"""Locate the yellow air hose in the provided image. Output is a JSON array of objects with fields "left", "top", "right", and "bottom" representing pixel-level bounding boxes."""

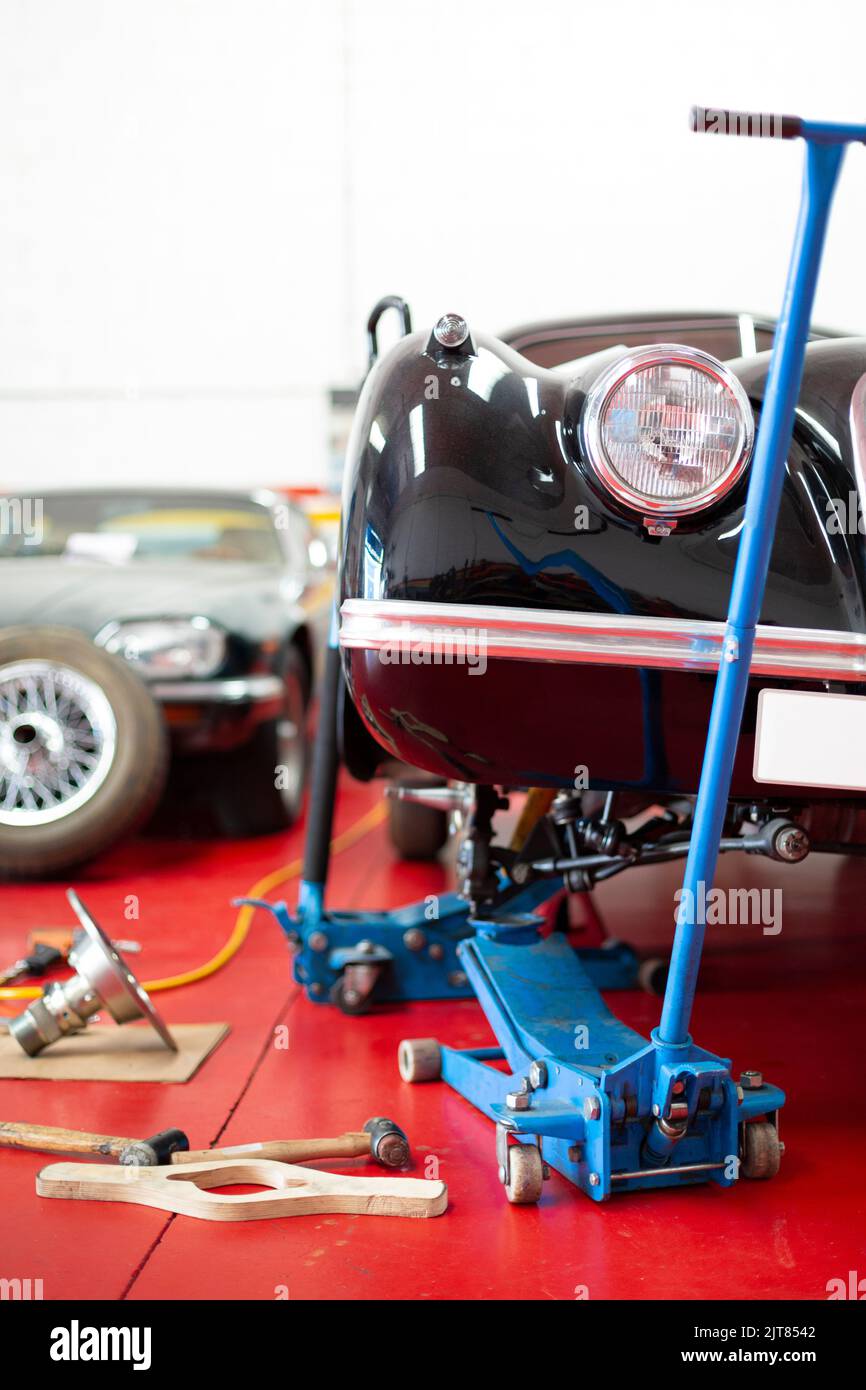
[{"left": 0, "top": 800, "right": 387, "bottom": 1004}]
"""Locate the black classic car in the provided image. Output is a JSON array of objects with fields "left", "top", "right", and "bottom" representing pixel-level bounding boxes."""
[
  {"left": 0, "top": 487, "right": 331, "bottom": 876},
  {"left": 338, "top": 306, "right": 866, "bottom": 901}
]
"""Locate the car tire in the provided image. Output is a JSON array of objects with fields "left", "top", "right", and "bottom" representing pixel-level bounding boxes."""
[
  {"left": 208, "top": 645, "right": 310, "bottom": 836},
  {"left": 387, "top": 775, "right": 450, "bottom": 861},
  {"left": 0, "top": 625, "right": 168, "bottom": 879}
]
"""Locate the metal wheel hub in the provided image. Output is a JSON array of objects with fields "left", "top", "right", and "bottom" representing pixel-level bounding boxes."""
[{"left": 0, "top": 660, "right": 118, "bottom": 826}]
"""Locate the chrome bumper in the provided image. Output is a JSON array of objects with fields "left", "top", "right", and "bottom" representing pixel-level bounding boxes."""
[
  {"left": 340, "top": 598, "right": 866, "bottom": 683},
  {"left": 150, "top": 675, "right": 284, "bottom": 705}
]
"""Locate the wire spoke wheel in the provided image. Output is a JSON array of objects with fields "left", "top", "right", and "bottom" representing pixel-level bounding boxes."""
[
  {"left": 0, "top": 660, "right": 118, "bottom": 826},
  {"left": 0, "top": 628, "right": 167, "bottom": 879}
]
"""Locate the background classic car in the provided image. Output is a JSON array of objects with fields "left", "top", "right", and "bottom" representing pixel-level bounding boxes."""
[{"left": 0, "top": 486, "right": 331, "bottom": 876}]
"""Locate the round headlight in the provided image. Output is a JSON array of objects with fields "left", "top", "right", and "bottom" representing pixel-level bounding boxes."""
[
  {"left": 96, "top": 618, "right": 226, "bottom": 680},
  {"left": 580, "top": 344, "right": 754, "bottom": 517}
]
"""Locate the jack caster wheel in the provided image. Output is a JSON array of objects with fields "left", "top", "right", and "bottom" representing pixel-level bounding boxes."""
[
  {"left": 330, "top": 977, "right": 371, "bottom": 1016},
  {"left": 503, "top": 1143, "right": 544, "bottom": 1205},
  {"left": 638, "top": 957, "right": 669, "bottom": 996},
  {"left": 398, "top": 1037, "right": 442, "bottom": 1083},
  {"left": 741, "top": 1121, "right": 782, "bottom": 1180}
]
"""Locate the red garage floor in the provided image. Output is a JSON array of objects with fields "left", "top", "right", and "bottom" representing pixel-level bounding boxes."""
[{"left": 1, "top": 775, "right": 864, "bottom": 1301}]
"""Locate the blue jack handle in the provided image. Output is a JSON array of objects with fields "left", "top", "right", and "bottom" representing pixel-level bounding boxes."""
[{"left": 658, "top": 114, "right": 865, "bottom": 1047}]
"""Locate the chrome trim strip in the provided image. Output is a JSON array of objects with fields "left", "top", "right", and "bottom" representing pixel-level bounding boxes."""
[
  {"left": 340, "top": 598, "right": 866, "bottom": 683},
  {"left": 850, "top": 371, "right": 866, "bottom": 532},
  {"left": 150, "top": 675, "right": 284, "bottom": 704}
]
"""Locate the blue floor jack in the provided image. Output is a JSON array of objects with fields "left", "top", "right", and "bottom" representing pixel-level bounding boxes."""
[
  {"left": 242, "top": 772, "right": 646, "bottom": 1015},
  {"left": 252, "top": 107, "right": 865, "bottom": 1204},
  {"left": 243, "top": 627, "right": 649, "bottom": 1014},
  {"left": 393, "top": 108, "right": 866, "bottom": 1203}
]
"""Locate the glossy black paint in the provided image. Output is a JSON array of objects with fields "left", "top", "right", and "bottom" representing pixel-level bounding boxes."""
[{"left": 340, "top": 327, "right": 866, "bottom": 794}]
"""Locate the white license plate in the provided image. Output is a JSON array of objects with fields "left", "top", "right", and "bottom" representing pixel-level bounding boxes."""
[{"left": 754, "top": 688, "right": 866, "bottom": 791}]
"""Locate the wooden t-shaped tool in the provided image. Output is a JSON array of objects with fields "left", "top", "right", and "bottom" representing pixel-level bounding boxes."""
[{"left": 36, "top": 1157, "right": 447, "bottom": 1220}]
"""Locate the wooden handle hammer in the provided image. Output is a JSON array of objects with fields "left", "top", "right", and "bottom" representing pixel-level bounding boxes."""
[
  {"left": 0, "top": 1121, "right": 189, "bottom": 1165},
  {"left": 178, "top": 1118, "right": 409, "bottom": 1169},
  {"left": 0, "top": 1116, "right": 410, "bottom": 1169}
]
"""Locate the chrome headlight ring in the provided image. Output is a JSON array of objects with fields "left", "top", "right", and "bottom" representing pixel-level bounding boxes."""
[
  {"left": 579, "top": 343, "right": 755, "bottom": 519},
  {"left": 94, "top": 617, "right": 227, "bottom": 680}
]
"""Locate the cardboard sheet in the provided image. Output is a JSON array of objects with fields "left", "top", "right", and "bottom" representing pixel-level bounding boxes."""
[{"left": 0, "top": 1022, "right": 229, "bottom": 1083}]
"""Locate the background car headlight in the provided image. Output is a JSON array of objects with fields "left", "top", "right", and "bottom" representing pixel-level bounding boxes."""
[
  {"left": 96, "top": 618, "right": 227, "bottom": 679},
  {"left": 580, "top": 344, "right": 754, "bottom": 517}
]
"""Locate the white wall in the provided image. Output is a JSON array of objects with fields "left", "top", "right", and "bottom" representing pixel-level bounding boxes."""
[{"left": 1, "top": 0, "right": 865, "bottom": 490}]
